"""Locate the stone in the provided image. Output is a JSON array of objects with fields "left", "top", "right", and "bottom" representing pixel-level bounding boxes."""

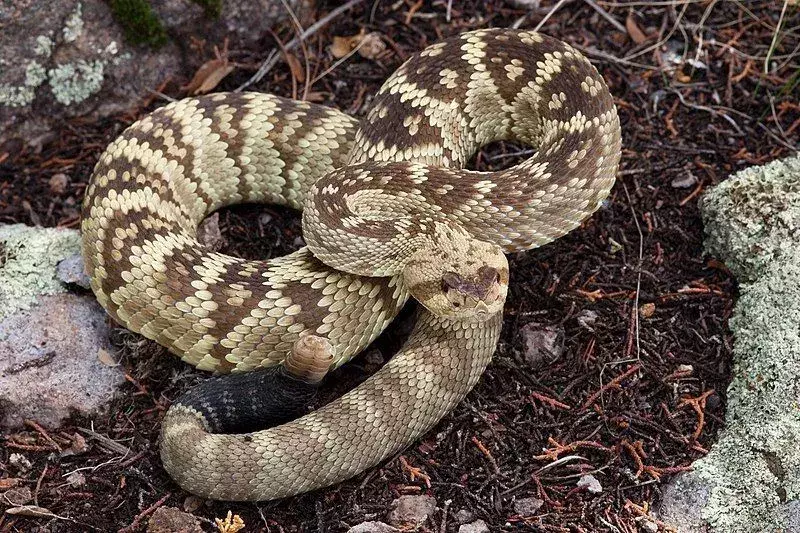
[
  {"left": 458, "top": 519, "right": 489, "bottom": 533},
  {"left": 656, "top": 471, "right": 711, "bottom": 533},
  {"left": 521, "top": 322, "right": 565, "bottom": 366},
  {"left": 577, "top": 474, "right": 602, "bottom": 494},
  {"left": 386, "top": 495, "right": 437, "bottom": 528},
  {"left": 0, "top": 0, "right": 301, "bottom": 148},
  {"left": 454, "top": 509, "right": 474, "bottom": 524},
  {"left": 56, "top": 252, "right": 92, "bottom": 289},
  {"left": 701, "top": 154, "right": 800, "bottom": 283},
  {"left": 147, "top": 506, "right": 203, "bottom": 533},
  {"left": 346, "top": 522, "right": 399, "bottom": 533},
  {"left": 513, "top": 497, "right": 544, "bottom": 516},
  {"left": 0, "top": 293, "right": 122, "bottom": 428},
  {"left": 655, "top": 153, "right": 800, "bottom": 532},
  {"left": 0, "top": 224, "right": 122, "bottom": 429}
]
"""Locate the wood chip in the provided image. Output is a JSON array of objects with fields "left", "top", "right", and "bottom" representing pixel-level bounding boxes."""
[
  {"left": 625, "top": 13, "right": 648, "bottom": 45},
  {"left": 183, "top": 45, "right": 235, "bottom": 96}
]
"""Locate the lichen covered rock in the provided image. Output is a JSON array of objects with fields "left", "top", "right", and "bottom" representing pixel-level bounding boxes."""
[
  {"left": 658, "top": 153, "right": 800, "bottom": 532},
  {"left": 701, "top": 154, "right": 800, "bottom": 282},
  {"left": 0, "top": 0, "right": 300, "bottom": 147},
  {"left": 0, "top": 224, "right": 123, "bottom": 428},
  {"left": 0, "top": 224, "right": 81, "bottom": 320}
]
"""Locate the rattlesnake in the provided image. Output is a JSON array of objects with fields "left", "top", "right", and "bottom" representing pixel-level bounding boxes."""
[{"left": 80, "top": 28, "right": 621, "bottom": 501}]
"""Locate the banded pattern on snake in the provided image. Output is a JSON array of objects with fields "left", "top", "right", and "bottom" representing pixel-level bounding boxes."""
[{"left": 80, "top": 28, "right": 621, "bottom": 501}]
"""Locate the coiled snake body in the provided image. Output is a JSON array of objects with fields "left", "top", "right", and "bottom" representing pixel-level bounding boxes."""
[{"left": 81, "top": 29, "right": 620, "bottom": 501}]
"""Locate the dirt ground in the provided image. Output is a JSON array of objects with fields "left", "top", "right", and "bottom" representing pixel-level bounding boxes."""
[{"left": 1, "top": 0, "right": 798, "bottom": 531}]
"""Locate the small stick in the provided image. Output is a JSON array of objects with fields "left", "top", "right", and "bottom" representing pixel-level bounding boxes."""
[
  {"left": 237, "top": 0, "right": 366, "bottom": 91},
  {"left": 471, "top": 436, "right": 500, "bottom": 475},
  {"left": 119, "top": 492, "right": 171, "bottom": 533},
  {"left": 581, "top": 364, "right": 642, "bottom": 410}
]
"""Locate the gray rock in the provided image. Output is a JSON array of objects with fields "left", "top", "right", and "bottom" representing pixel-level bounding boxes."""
[
  {"left": 0, "top": 293, "right": 122, "bottom": 428},
  {"left": 387, "top": 495, "right": 437, "bottom": 528},
  {"left": 577, "top": 474, "right": 602, "bottom": 494},
  {"left": 701, "top": 154, "right": 800, "bottom": 282},
  {"left": 454, "top": 509, "right": 474, "bottom": 524},
  {"left": 147, "top": 506, "right": 203, "bottom": 533},
  {"left": 56, "top": 252, "right": 91, "bottom": 289},
  {"left": 521, "top": 322, "right": 564, "bottom": 366},
  {"left": 656, "top": 471, "right": 711, "bottom": 533},
  {"left": 513, "top": 497, "right": 544, "bottom": 516},
  {"left": 458, "top": 519, "right": 489, "bottom": 533},
  {"left": 0, "top": 0, "right": 301, "bottom": 148},
  {"left": 656, "top": 153, "right": 800, "bottom": 532},
  {"left": 0, "top": 223, "right": 122, "bottom": 429},
  {"left": 346, "top": 522, "right": 399, "bottom": 533}
]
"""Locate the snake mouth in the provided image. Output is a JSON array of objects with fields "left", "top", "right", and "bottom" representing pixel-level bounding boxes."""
[{"left": 438, "top": 266, "right": 507, "bottom": 321}]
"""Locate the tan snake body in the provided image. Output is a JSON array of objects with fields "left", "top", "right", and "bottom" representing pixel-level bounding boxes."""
[{"left": 80, "top": 29, "right": 621, "bottom": 500}]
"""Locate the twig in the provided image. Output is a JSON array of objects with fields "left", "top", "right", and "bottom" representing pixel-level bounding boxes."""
[
  {"left": 237, "top": 0, "right": 366, "bottom": 91},
  {"left": 119, "top": 493, "right": 171, "bottom": 533},
  {"left": 471, "top": 436, "right": 501, "bottom": 475},
  {"left": 534, "top": 0, "right": 572, "bottom": 33},
  {"left": 277, "top": 0, "right": 312, "bottom": 100},
  {"left": 581, "top": 364, "right": 642, "bottom": 410},
  {"left": 583, "top": 0, "right": 626, "bottom": 34},
  {"left": 765, "top": 0, "right": 790, "bottom": 74},
  {"left": 622, "top": 181, "right": 643, "bottom": 361},
  {"left": 77, "top": 427, "right": 132, "bottom": 456}
]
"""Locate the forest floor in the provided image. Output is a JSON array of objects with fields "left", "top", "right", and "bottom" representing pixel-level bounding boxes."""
[{"left": 1, "top": 0, "right": 798, "bottom": 531}]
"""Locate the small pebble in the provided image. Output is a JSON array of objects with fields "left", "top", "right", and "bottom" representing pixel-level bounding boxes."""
[
  {"left": 346, "top": 522, "right": 398, "bottom": 533},
  {"left": 387, "top": 495, "right": 436, "bottom": 528},
  {"left": 458, "top": 519, "right": 489, "bottom": 533},
  {"left": 577, "top": 474, "right": 603, "bottom": 494},
  {"left": 513, "top": 497, "right": 544, "bottom": 516},
  {"left": 49, "top": 173, "right": 69, "bottom": 195}
]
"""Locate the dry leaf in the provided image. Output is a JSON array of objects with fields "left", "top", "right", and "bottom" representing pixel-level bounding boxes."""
[
  {"left": 97, "top": 347, "right": 119, "bottom": 367},
  {"left": 183, "top": 494, "right": 204, "bottom": 513},
  {"left": 2, "top": 486, "right": 31, "bottom": 506},
  {"left": 357, "top": 32, "right": 386, "bottom": 60},
  {"left": 331, "top": 30, "right": 364, "bottom": 58},
  {"left": 184, "top": 58, "right": 235, "bottom": 95},
  {"left": 285, "top": 52, "right": 306, "bottom": 83},
  {"left": 330, "top": 30, "right": 385, "bottom": 60},
  {"left": 626, "top": 14, "right": 648, "bottom": 45},
  {"left": 0, "top": 478, "right": 20, "bottom": 491}
]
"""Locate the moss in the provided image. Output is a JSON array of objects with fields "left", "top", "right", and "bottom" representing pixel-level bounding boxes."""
[
  {"left": 0, "top": 225, "right": 81, "bottom": 322},
  {"left": 109, "top": 0, "right": 168, "bottom": 48},
  {"left": 191, "top": 0, "right": 223, "bottom": 18}
]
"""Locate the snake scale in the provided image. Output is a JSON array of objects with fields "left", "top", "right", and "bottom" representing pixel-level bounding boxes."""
[{"left": 81, "top": 28, "right": 621, "bottom": 501}]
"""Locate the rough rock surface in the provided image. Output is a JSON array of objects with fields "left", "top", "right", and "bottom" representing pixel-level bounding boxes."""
[
  {"left": 147, "top": 506, "right": 203, "bottom": 533},
  {"left": 386, "top": 495, "right": 437, "bottom": 528},
  {"left": 346, "top": 522, "right": 399, "bottom": 533},
  {"left": 0, "top": 224, "right": 122, "bottom": 428},
  {"left": 657, "top": 154, "right": 800, "bottom": 532},
  {"left": 458, "top": 520, "right": 490, "bottom": 533},
  {"left": 0, "top": 0, "right": 300, "bottom": 148}
]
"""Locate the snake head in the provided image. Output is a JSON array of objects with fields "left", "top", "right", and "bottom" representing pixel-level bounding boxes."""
[{"left": 402, "top": 222, "right": 508, "bottom": 322}]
